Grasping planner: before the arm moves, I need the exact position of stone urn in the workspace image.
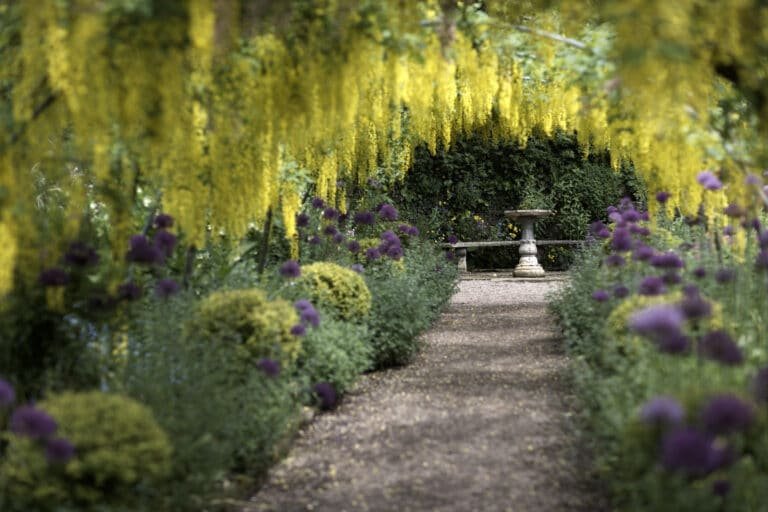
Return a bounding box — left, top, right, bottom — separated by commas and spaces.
504, 209, 553, 278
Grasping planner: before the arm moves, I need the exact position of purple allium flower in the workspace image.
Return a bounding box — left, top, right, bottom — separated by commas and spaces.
596, 227, 611, 238
692, 267, 707, 279
379, 204, 399, 221
614, 285, 630, 299
656, 191, 671, 204
126, 234, 163, 265
592, 290, 610, 302
723, 225, 735, 236
46, 437, 76, 464
381, 230, 399, 244
350, 263, 364, 274
311, 197, 325, 209
629, 304, 684, 338
64, 241, 99, 267
294, 299, 313, 312
604, 254, 625, 267
660, 428, 714, 477
398, 224, 411, 234
333, 232, 345, 244
639, 396, 684, 426
633, 245, 655, 261
39, 267, 69, 287
313, 382, 337, 410
751, 367, 768, 403
715, 267, 736, 284
353, 211, 375, 225
611, 228, 633, 252
755, 250, 768, 271
445, 250, 455, 261
153, 230, 177, 258
365, 247, 381, 260
155, 278, 180, 298
662, 272, 682, 285
657, 331, 691, 354
447, 234, 459, 244
622, 209, 642, 223
698, 330, 743, 366
589, 220, 606, 235
697, 170, 723, 191
682, 284, 699, 296
712, 480, 731, 497
300, 307, 320, 328
679, 294, 712, 320
724, 203, 744, 218
406, 226, 420, 236
279, 260, 301, 278
117, 281, 142, 301
700, 394, 754, 435
347, 240, 361, 254
629, 225, 651, 236
609, 211, 623, 224
290, 324, 306, 337
296, 213, 310, 228
650, 252, 685, 269
257, 358, 281, 378
638, 276, 667, 296
309, 235, 322, 245
324, 225, 338, 236
607, 205, 618, 214
10, 405, 57, 439
154, 213, 174, 229
0, 378, 15, 407
323, 207, 338, 220
745, 173, 761, 185
386, 245, 404, 260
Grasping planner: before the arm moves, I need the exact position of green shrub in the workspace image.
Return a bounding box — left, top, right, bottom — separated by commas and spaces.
296, 262, 372, 321
296, 317, 372, 394
187, 288, 300, 367
0, 391, 171, 510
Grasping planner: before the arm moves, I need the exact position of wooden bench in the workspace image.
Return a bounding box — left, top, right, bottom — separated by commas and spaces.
442, 240, 585, 272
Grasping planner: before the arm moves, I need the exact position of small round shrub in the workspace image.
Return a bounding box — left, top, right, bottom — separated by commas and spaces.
297, 262, 372, 320
0, 391, 172, 509
188, 288, 300, 366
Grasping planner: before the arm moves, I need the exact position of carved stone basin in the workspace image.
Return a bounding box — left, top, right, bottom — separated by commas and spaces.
504, 209, 553, 278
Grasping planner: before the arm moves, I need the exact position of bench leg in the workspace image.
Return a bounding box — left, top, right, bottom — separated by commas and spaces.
456, 248, 468, 272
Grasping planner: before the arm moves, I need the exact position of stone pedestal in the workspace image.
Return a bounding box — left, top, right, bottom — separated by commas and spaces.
504, 210, 553, 278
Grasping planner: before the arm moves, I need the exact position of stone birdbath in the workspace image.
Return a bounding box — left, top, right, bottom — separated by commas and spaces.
504, 209, 553, 278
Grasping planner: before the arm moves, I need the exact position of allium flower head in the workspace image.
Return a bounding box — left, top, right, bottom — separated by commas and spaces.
0, 378, 15, 407
697, 170, 723, 191
64, 241, 99, 267
724, 203, 745, 218
10, 405, 57, 439
126, 234, 163, 265
639, 396, 684, 426
153, 230, 177, 257
39, 267, 69, 287
592, 290, 610, 302
406, 226, 420, 237
290, 324, 306, 337
379, 204, 399, 221
715, 268, 736, 283
629, 225, 651, 236
633, 245, 655, 261
154, 214, 174, 229
386, 245, 404, 260
700, 394, 754, 435
604, 254, 625, 267
257, 358, 281, 378
679, 294, 712, 320
650, 252, 684, 269
447, 234, 459, 244
596, 227, 611, 238
311, 197, 325, 209
656, 191, 671, 204
723, 225, 735, 236
693, 267, 707, 279
662, 272, 682, 285
657, 331, 691, 354
613, 285, 630, 299
313, 382, 337, 410
660, 428, 714, 477
117, 281, 142, 301
279, 260, 301, 278
638, 276, 667, 296
300, 306, 320, 328
46, 437, 76, 464
294, 299, 313, 312
353, 211, 375, 225
296, 213, 310, 228
350, 263, 364, 274
309, 235, 322, 245
611, 228, 633, 252
347, 240, 361, 253
155, 278, 180, 298
333, 233, 345, 244
698, 330, 743, 365
622, 209, 642, 223
381, 230, 399, 244
629, 304, 684, 338
324, 225, 338, 236
323, 207, 338, 220
365, 247, 381, 260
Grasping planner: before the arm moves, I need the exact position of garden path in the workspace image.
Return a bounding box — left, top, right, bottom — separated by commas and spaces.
245, 273, 606, 512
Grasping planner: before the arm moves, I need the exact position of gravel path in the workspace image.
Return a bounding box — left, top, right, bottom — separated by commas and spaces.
245, 275, 605, 512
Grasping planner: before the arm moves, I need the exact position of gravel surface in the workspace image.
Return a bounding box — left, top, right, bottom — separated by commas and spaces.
245, 275, 606, 512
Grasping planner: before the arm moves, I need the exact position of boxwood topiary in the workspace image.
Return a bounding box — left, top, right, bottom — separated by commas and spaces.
0, 391, 172, 510
188, 288, 300, 367
297, 262, 372, 321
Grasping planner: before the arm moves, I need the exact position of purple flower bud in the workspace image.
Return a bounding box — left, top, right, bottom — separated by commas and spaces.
324, 225, 338, 236
64, 241, 99, 267
592, 290, 610, 302
300, 307, 320, 328
638, 276, 667, 296
10, 405, 57, 439
724, 203, 744, 218
657, 331, 691, 354
365, 247, 381, 260
296, 213, 310, 228
0, 378, 15, 407
153, 230, 177, 258
660, 428, 714, 477
39, 267, 69, 287
279, 260, 301, 278
379, 204, 399, 221
446, 234, 459, 244
679, 294, 712, 320
622, 210, 642, 223
126, 235, 163, 265
155, 278, 180, 298
350, 263, 364, 274
347, 240, 361, 253
698, 330, 743, 366
117, 282, 142, 301
662, 272, 682, 285
715, 268, 735, 283
629, 304, 684, 338
323, 208, 338, 220
656, 191, 671, 204
309, 235, 322, 245
700, 394, 753, 435
650, 252, 684, 269
640, 396, 684, 426
633, 245, 655, 261
597, 227, 611, 238
313, 382, 337, 410
613, 285, 630, 299
311, 197, 325, 209
697, 170, 723, 190
154, 214, 174, 229
692, 267, 707, 279
604, 254, 625, 267
257, 358, 281, 378
294, 299, 313, 311
333, 232, 345, 244
611, 228, 633, 252
46, 437, 76, 464
353, 211, 375, 225
290, 324, 306, 337
723, 225, 735, 236
386, 245, 404, 260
